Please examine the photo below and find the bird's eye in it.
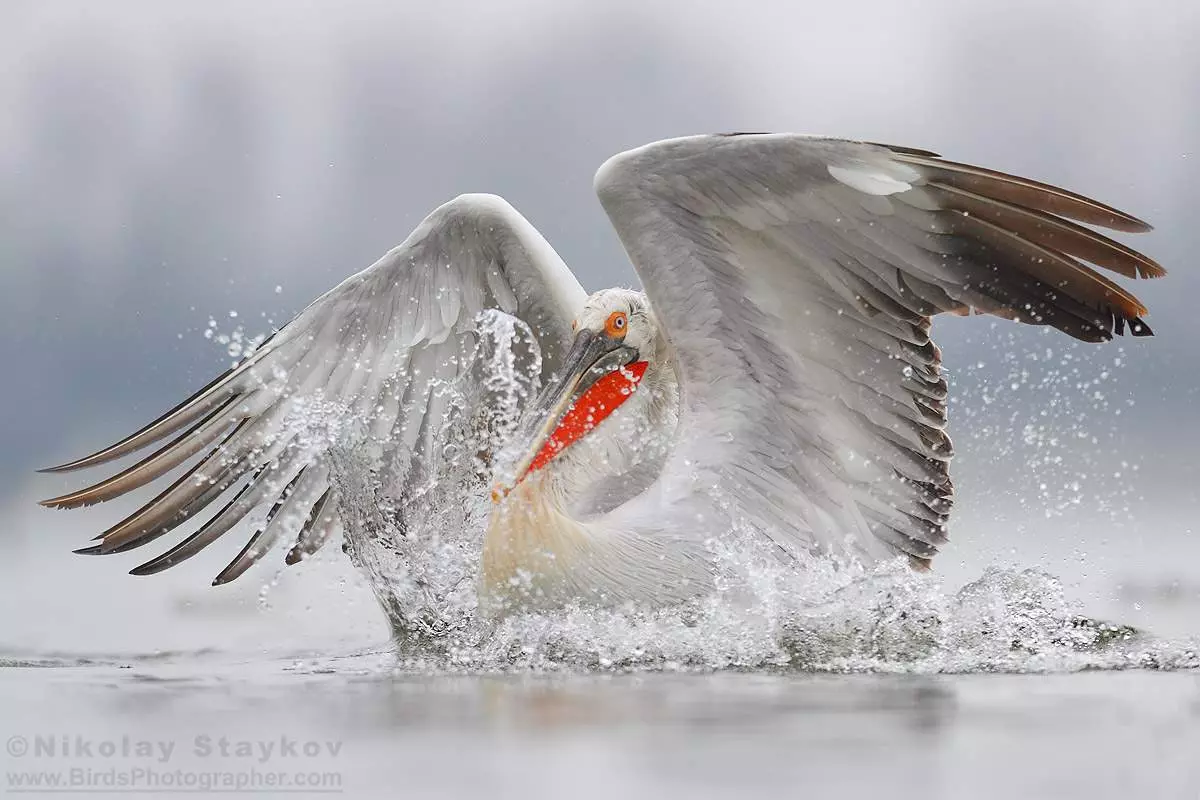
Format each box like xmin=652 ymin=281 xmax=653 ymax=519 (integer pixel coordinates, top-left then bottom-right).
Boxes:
xmin=605 ymin=311 xmax=628 ymax=337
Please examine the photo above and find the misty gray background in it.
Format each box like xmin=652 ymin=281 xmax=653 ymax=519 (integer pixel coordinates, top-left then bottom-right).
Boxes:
xmin=2 ymin=0 xmax=1198 ymax=654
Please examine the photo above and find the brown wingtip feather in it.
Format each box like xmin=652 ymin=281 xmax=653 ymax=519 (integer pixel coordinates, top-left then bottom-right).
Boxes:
xmin=130 ymin=559 xmax=177 ymax=577
xmin=1130 ymin=318 xmax=1154 ymax=336
xmin=909 ymin=555 xmax=933 ymax=572
xmin=929 ymin=182 xmax=1166 ymax=281
xmin=38 ymin=330 xmax=284 ymax=476
xmin=211 ymin=534 xmax=262 ymax=585
xmin=127 ymin=475 xmax=262 ymax=577
xmin=39 ymin=380 xmax=243 ymax=476
xmin=879 ymin=145 xmax=1162 ymax=339
xmin=891 ymin=151 xmax=1154 ymax=234
xmin=954 ymin=211 xmax=1150 ymax=320
xmin=36 ymin=398 xmax=243 ymax=511
xmin=283 ymin=547 xmax=304 ymax=566
xmin=284 ymin=487 xmax=337 ymax=566
xmin=40 ymin=497 xmax=73 ymax=509
xmin=870 ymin=142 xmax=943 ymax=159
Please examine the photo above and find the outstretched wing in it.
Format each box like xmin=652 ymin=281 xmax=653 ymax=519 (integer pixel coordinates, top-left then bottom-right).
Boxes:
xmin=595 ymin=134 xmax=1161 ymax=567
xmin=42 ymin=194 xmax=585 ymax=584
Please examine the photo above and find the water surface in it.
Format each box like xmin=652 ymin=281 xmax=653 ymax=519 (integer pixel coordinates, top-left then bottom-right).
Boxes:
xmin=3 ymin=652 xmax=1198 ymax=799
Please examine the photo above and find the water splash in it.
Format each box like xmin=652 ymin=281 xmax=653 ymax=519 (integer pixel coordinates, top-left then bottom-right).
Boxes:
xmin=200 ymin=313 xmax=1196 ymax=676
xmin=374 ymin=555 xmax=1196 ymax=675
xmin=330 ymin=310 xmax=542 ymax=652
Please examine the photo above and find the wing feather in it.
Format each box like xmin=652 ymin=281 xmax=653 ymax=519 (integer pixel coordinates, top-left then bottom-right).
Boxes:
xmin=48 ymin=194 xmax=585 ymax=584
xmin=212 ymin=464 xmax=329 ymax=585
xmin=889 ymin=152 xmax=1155 ymax=234
xmin=285 ymin=487 xmax=341 ymax=566
xmin=128 ymin=466 xmax=272 ymax=575
xmin=40 ymin=395 xmax=244 ymax=509
xmin=595 ymin=134 xmax=1160 ymax=566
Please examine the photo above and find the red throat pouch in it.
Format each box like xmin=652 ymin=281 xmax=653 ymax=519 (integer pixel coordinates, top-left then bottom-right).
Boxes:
xmin=525 ymin=361 xmax=649 ymax=476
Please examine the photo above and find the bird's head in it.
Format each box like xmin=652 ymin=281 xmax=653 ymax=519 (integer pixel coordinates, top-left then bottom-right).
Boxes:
xmin=494 ymin=289 xmax=663 ymax=499
xmin=569 ymin=288 xmax=663 ymax=363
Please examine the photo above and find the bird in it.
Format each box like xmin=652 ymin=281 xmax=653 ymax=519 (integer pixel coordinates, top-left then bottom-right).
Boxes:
xmin=39 ymin=133 xmax=1164 ymax=621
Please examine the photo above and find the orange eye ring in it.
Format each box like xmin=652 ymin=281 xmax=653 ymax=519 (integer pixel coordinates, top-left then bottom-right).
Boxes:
xmin=605 ymin=311 xmax=628 ymax=338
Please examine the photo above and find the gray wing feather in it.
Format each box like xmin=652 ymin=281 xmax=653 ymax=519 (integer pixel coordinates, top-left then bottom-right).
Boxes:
xmin=45 ymin=194 xmax=585 ymax=584
xmin=595 ymin=134 xmax=1160 ymax=566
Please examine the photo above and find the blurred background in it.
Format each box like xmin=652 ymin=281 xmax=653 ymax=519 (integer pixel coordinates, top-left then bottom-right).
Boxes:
xmin=2 ymin=0 xmax=1198 ymax=655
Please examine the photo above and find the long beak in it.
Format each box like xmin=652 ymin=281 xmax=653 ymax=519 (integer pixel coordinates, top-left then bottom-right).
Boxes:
xmin=496 ymin=329 xmax=642 ymax=498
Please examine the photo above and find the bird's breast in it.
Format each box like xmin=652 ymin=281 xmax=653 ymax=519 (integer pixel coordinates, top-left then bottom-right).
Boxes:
xmin=479 ymin=475 xmax=600 ymax=617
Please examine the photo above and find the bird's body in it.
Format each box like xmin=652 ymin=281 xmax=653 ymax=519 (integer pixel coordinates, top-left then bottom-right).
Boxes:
xmin=478 ymin=293 xmax=711 ymax=616
xmin=40 ymin=134 xmax=1165 ymax=630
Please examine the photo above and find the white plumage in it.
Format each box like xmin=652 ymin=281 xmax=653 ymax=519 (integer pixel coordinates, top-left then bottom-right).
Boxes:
xmin=41 ymin=134 xmax=1163 ymax=618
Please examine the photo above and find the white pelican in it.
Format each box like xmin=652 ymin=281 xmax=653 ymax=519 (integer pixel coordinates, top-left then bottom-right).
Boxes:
xmin=40 ymin=134 xmax=1163 ymax=619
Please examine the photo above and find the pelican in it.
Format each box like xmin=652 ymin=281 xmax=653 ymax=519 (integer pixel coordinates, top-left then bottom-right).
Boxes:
xmin=40 ymin=134 xmax=1164 ymax=620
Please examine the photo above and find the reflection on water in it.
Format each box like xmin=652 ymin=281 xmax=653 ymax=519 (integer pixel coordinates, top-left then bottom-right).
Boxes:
xmin=1 ymin=654 xmax=1198 ymax=800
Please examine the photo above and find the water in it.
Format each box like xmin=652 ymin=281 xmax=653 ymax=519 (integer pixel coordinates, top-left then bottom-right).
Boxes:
xmin=3 ymin=558 xmax=1198 ymax=799
xmin=2 ymin=652 xmax=1198 ymax=799
xmin=8 ymin=463 xmax=1200 ymax=799
xmin=7 ymin=313 xmax=1199 ymax=798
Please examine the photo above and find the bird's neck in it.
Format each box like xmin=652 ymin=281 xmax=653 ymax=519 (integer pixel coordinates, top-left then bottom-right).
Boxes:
xmin=478 ymin=359 xmax=685 ymax=616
